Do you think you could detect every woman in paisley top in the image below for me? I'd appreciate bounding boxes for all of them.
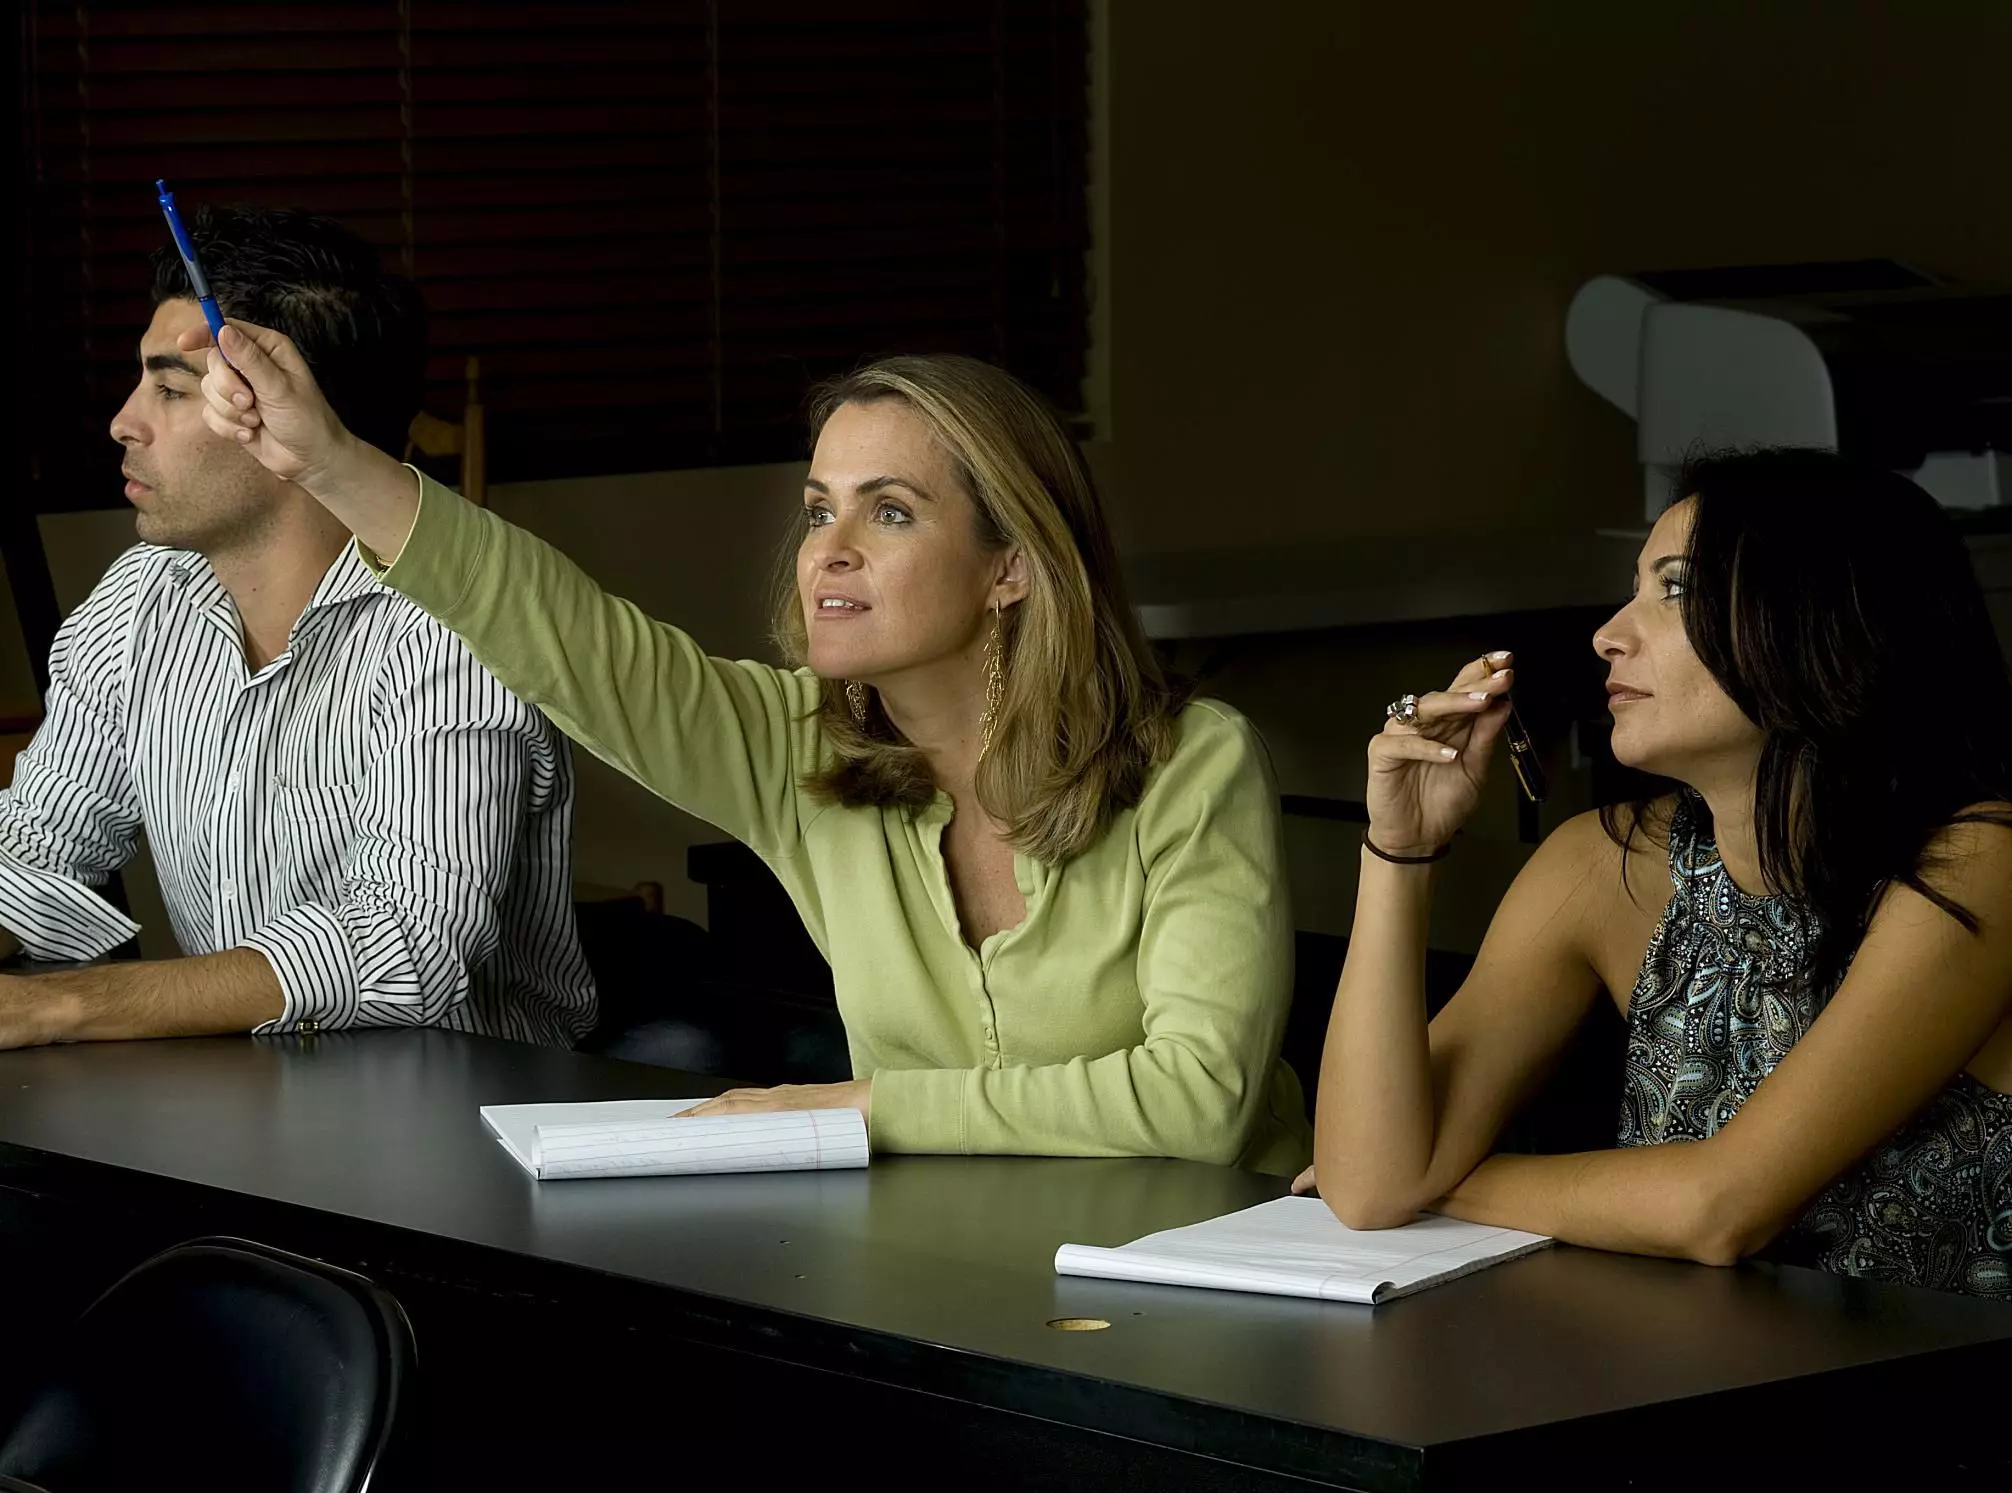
[1300,448,2012,1297]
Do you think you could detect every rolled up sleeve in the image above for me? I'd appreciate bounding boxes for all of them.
[242,623,544,1033]
[0,555,147,959]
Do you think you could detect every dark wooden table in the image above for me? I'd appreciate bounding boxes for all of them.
[1,1031,2008,1491]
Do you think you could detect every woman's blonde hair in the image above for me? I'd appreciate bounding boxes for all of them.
[773,354,1186,864]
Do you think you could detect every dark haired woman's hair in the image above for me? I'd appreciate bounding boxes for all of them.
[150,204,427,456]
[1602,446,2012,995]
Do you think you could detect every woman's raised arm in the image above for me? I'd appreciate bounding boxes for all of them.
[192,319,421,562]
[190,317,819,856]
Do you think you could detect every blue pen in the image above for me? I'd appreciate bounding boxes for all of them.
[155,179,237,370]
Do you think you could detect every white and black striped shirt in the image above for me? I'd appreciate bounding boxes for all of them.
[0,540,597,1046]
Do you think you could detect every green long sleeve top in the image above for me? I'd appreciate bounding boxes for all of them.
[377,473,1311,1174]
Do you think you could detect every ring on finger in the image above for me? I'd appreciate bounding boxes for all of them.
[1385,693,1422,729]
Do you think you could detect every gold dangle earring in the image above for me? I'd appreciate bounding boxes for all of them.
[846,680,869,726]
[978,601,1005,764]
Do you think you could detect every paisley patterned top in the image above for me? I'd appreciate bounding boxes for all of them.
[1615,794,2012,1297]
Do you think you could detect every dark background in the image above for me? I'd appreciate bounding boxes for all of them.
[15,1,1090,506]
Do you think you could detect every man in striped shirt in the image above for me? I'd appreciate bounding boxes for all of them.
[0,207,596,1049]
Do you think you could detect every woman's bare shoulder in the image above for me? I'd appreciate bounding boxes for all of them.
[1525,797,1676,891]
[1509,799,1675,985]
[1891,801,2012,926]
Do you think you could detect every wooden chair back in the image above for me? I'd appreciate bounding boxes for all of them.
[402,357,487,508]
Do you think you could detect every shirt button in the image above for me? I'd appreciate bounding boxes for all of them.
[226,771,240,791]
[220,880,237,899]
[298,1019,321,1035]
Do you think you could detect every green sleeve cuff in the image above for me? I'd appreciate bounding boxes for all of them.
[867,1066,970,1154]
[362,467,487,621]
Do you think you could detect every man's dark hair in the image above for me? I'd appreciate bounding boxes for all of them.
[150,204,427,456]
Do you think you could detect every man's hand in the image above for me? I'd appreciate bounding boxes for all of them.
[681,1079,873,1124]
[0,973,79,1050]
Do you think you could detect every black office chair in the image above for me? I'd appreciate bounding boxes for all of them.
[0,1238,416,1493]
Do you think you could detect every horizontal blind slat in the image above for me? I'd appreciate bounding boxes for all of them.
[25,0,1087,496]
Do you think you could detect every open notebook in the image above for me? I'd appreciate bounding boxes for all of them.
[1055,1196,1550,1305]
[479,1099,870,1180]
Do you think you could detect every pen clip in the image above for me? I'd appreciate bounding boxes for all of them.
[1503,704,1548,804]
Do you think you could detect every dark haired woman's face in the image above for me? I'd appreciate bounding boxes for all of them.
[1593,499,1764,784]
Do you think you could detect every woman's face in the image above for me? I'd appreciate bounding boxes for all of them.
[797,398,1018,687]
[1592,498,1764,782]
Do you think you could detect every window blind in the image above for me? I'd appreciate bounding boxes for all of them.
[21,0,1090,508]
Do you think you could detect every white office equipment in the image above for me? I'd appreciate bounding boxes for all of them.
[1565,261,2012,516]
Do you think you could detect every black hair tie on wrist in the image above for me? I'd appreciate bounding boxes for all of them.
[1362,831,1451,865]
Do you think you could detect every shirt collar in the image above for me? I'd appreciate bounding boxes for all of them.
[298,538,386,616]
[162,540,385,667]
[163,538,384,620]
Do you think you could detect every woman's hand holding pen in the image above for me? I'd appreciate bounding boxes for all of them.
[1366,652,1515,859]
[1290,652,1518,1203]
[186,320,346,483]
[183,318,421,561]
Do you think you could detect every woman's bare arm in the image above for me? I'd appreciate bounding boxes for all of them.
[1315,809,1616,1226]
[1433,817,2012,1264]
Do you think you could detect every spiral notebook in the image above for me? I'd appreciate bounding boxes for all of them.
[1055,1196,1551,1305]
[479,1099,870,1180]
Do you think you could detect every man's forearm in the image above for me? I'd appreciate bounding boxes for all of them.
[4,948,285,1046]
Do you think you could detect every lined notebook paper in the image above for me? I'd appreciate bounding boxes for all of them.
[1055,1196,1550,1305]
[479,1100,869,1180]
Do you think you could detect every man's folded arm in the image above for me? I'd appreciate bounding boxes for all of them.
[0,556,149,961]
[0,949,282,1048]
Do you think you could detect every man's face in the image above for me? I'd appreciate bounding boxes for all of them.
[109,298,286,553]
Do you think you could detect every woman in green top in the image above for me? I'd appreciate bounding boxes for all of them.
[186,318,1310,1173]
